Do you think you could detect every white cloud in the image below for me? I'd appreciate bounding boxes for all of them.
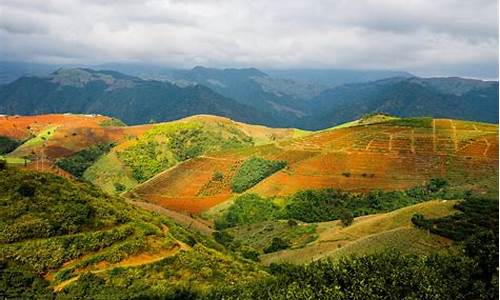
[0,0,497,77]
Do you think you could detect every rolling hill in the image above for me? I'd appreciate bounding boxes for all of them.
[0,167,263,298]
[129,115,498,214]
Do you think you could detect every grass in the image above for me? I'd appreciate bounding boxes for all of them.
[226,220,318,252]
[17,125,59,148]
[260,200,458,265]
[0,156,29,164]
[84,150,138,194]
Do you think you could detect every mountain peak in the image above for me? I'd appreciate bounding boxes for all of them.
[48,67,137,88]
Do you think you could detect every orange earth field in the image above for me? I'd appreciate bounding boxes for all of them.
[131,118,499,214]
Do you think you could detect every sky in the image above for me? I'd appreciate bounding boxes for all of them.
[0,0,498,79]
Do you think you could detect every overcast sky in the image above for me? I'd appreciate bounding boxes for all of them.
[0,0,498,78]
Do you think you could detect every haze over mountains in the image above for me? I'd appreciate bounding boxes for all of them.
[0,63,497,129]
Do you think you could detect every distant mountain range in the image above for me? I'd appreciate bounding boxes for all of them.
[303,76,499,129]
[0,65,497,129]
[0,68,271,125]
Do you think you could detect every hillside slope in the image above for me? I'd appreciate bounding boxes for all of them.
[260,200,457,265]
[130,116,498,214]
[0,168,263,298]
[85,114,309,194]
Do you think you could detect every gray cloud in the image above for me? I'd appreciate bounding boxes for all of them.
[0,0,497,78]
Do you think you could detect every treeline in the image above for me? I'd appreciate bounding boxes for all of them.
[215,178,455,229]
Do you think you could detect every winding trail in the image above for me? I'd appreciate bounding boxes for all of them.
[53,243,186,292]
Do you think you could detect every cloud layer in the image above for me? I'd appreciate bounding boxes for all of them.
[0,0,498,78]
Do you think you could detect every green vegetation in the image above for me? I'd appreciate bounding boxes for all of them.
[223,220,317,255]
[118,122,254,182]
[83,150,138,194]
[18,125,58,148]
[386,117,433,128]
[215,194,279,229]
[0,169,130,243]
[231,157,287,193]
[263,237,290,254]
[100,118,126,127]
[0,136,20,154]
[412,196,498,241]
[281,178,457,223]
[0,156,29,165]
[0,168,264,299]
[212,251,496,299]
[55,143,114,177]
[216,179,459,227]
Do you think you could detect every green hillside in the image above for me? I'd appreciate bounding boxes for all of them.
[0,168,263,299]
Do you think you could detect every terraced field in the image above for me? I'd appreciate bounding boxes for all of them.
[131,117,498,214]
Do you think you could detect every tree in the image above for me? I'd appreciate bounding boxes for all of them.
[339,209,354,227]
[263,237,290,253]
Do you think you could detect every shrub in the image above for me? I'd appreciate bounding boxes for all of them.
[339,209,353,227]
[215,194,279,229]
[263,237,290,253]
[114,182,126,193]
[212,171,224,181]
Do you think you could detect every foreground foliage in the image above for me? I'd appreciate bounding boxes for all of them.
[210,252,495,300]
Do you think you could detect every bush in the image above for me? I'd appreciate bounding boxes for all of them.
[231,157,287,193]
[263,237,290,253]
[214,194,279,229]
[213,231,234,247]
[113,182,126,193]
[212,171,224,181]
[339,209,353,227]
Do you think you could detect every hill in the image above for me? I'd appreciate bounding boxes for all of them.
[0,168,263,298]
[302,77,499,129]
[0,68,271,126]
[130,116,498,214]
[260,200,457,265]
[84,115,309,194]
